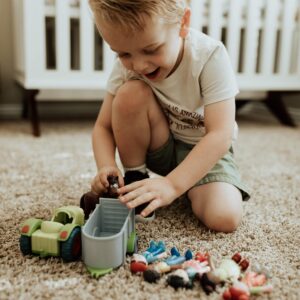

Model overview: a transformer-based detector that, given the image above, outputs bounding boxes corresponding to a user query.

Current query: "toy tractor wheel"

[61,227,81,262]
[20,235,32,255]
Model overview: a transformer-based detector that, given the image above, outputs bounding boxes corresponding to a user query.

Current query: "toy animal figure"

[201,254,246,295]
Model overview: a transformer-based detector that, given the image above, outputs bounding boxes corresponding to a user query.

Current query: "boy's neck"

[167,37,185,78]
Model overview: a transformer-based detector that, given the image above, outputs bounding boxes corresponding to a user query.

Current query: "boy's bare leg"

[111,80,169,168]
[188,182,243,233]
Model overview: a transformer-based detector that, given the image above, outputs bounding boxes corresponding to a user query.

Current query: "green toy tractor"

[20,206,84,261]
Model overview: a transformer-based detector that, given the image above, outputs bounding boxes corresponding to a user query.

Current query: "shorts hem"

[194,174,250,201]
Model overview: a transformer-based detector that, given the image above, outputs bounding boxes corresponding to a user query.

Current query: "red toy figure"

[222,280,273,300]
[223,281,250,300]
[232,253,250,271]
[195,251,210,263]
[130,254,148,273]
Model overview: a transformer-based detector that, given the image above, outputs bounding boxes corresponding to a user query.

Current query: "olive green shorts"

[146,135,250,201]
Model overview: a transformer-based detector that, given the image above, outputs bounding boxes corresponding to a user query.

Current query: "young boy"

[88,0,250,232]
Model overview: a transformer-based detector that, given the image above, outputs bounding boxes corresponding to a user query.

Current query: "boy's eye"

[118,53,130,58]
[143,49,157,55]
[143,47,160,55]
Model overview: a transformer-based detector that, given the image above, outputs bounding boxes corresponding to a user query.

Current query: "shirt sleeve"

[106,59,126,95]
[199,43,239,105]
[106,59,140,95]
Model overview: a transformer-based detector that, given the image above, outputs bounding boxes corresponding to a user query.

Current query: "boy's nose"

[132,60,149,74]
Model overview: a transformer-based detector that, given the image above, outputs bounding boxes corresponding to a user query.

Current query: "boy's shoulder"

[187,28,224,61]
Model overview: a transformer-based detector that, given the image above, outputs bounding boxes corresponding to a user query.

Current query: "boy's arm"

[92,92,117,169]
[166,97,236,197]
[91,92,124,194]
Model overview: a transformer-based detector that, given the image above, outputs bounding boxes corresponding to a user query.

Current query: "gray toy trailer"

[81,197,137,277]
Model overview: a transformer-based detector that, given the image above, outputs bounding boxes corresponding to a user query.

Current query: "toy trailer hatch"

[82,198,135,275]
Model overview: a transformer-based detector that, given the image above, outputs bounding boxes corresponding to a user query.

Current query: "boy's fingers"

[118,174,124,187]
[141,199,161,217]
[118,181,142,194]
[99,173,109,188]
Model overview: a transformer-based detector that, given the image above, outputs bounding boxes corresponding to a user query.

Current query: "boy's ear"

[179,8,191,38]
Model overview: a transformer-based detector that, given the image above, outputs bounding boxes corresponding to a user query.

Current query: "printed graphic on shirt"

[161,102,206,140]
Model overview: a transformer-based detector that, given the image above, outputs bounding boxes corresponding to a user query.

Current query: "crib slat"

[208,0,223,40]
[227,0,243,72]
[260,0,280,74]
[56,0,70,72]
[243,0,260,74]
[80,0,94,73]
[278,0,298,75]
[23,0,46,81]
[190,0,205,31]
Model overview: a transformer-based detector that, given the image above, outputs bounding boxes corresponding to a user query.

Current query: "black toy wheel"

[20,235,32,255]
[60,227,81,262]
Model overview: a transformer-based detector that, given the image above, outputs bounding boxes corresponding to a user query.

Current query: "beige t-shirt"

[107,28,239,144]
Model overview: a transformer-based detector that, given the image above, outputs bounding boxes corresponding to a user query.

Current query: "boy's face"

[96,15,185,82]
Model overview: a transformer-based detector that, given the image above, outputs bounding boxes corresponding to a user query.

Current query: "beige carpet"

[0,117,299,300]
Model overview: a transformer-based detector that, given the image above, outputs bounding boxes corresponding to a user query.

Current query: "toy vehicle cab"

[20,206,84,262]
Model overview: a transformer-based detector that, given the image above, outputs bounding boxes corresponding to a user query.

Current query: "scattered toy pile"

[130,241,273,299]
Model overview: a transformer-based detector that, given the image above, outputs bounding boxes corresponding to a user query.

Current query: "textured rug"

[0,118,299,300]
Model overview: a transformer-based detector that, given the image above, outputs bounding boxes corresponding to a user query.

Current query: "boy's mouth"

[144,67,160,80]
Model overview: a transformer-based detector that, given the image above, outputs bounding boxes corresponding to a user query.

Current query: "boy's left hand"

[118,177,178,217]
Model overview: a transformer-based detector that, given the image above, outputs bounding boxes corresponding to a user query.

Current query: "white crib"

[12,0,300,135]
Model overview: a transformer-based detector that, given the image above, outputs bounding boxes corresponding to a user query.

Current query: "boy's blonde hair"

[89,0,189,32]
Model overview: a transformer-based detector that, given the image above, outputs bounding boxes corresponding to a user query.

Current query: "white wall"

[0,0,23,118]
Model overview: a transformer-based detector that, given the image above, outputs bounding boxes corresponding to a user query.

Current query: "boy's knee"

[205,213,241,233]
[113,80,154,114]
[192,201,242,233]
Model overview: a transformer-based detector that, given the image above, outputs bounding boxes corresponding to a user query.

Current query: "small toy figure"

[231,253,250,271]
[222,279,273,300]
[80,175,120,219]
[166,259,210,289]
[143,241,167,263]
[167,269,194,289]
[143,261,172,283]
[106,175,119,197]
[164,247,193,266]
[130,254,148,273]
[195,251,210,263]
[182,259,211,279]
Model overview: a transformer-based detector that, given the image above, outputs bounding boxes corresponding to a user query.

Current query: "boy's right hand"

[91,166,124,196]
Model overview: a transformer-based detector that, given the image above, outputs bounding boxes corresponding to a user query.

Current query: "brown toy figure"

[80,175,120,219]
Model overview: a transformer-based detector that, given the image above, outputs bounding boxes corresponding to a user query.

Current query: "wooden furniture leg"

[265,92,297,127]
[236,100,250,112]
[23,89,41,136]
